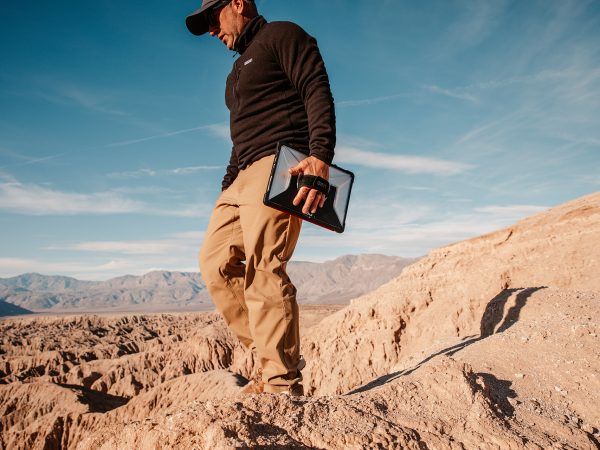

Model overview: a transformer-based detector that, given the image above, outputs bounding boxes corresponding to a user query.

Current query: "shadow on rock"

[55,383,129,412]
[348,286,546,395]
[480,287,546,337]
[474,372,517,417]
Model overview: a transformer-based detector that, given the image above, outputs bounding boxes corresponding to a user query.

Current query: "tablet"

[263,143,354,233]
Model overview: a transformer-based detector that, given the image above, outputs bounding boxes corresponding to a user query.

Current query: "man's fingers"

[303,189,319,214]
[319,194,326,208]
[294,187,326,214]
[293,186,309,206]
[311,192,325,213]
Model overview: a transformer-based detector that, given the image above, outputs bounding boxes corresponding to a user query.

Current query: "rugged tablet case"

[263,143,354,233]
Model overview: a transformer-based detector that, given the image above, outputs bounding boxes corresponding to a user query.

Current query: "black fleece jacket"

[221,16,336,191]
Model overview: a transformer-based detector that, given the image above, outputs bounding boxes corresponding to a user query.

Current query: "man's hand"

[289,155,329,215]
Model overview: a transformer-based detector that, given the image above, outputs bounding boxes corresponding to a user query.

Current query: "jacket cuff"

[309,150,334,166]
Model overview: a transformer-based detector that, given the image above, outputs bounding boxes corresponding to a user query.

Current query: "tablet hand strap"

[297,174,330,195]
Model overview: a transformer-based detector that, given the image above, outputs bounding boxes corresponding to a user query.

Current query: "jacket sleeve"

[270,22,336,165]
[221,148,239,191]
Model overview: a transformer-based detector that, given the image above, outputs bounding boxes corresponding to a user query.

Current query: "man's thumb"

[288,162,304,174]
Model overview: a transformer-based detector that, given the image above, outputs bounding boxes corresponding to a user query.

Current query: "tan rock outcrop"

[301,192,600,396]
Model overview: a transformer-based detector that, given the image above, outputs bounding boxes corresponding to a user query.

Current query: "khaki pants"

[199,155,303,392]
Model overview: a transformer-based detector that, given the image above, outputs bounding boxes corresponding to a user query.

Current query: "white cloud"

[0,256,199,281]
[425,85,478,103]
[434,0,509,56]
[107,165,222,179]
[156,204,213,218]
[62,241,181,255]
[170,231,204,240]
[108,168,157,178]
[0,148,66,169]
[28,78,129,117]
[205,123,231,141]
[460,69,576,91]
[474,205,548,216]
[336,145,474,175]
[59,85,129,116]
[44,231,205,256]
[0,179,145,215]
[295,200,548,260]
[1,230,207,280]
[337,93,413,108]
[0,177,212,217]
[405,186,436,192]
[106,124,222,148]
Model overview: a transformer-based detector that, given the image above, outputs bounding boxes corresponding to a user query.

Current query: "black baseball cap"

[186,0,228,36]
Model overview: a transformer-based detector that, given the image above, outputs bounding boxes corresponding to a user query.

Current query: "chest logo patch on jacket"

[244,58,253,66]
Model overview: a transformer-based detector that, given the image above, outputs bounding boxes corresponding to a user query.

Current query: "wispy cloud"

[591,177,600,186]
[0,179,145,215]
[45,232,205,256]
[107,124,218,147]
[337,93,414,108]
[405,186,436,192]
[27,78,129,117]
[0,256,200,281]
[14,230,208,279]
[433,0,509,56]
[107,165,222,179]
[474,205,548,216]
[105,122,231,148]
[336,145,474,175]
[0,176,212,217]
[0,148,66,170]
[425,85,478,103]
[58,85,129,116]
[295,200,548,260]
[205,123,231,141]
[461,69,577,91]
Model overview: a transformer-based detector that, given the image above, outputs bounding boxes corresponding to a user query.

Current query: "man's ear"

[231,0,245,14]
[237,0,257,17]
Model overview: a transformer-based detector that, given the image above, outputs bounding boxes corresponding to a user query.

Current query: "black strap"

[297,174,330,195]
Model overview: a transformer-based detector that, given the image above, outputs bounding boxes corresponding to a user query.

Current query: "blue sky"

[1,0,599,280]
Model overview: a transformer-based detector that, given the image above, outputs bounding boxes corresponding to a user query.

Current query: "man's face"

[208,1,242,50]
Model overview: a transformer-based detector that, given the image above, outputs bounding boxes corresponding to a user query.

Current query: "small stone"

[515,373,525,379]
[554,385,568,396]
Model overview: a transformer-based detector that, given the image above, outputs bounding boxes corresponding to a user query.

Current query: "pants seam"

[279,214,293,373]
[223,206,247,314]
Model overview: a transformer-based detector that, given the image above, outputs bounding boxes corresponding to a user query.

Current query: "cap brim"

[186,0,224,36]
[186,8,210,36]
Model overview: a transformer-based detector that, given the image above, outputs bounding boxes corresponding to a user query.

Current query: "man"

[186,0,335,396]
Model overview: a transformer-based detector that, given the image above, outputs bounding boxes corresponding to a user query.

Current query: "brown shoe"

[282,383,304,397]
[240,367,264,395]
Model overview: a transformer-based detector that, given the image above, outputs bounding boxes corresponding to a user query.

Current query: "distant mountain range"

[0,254,417,315]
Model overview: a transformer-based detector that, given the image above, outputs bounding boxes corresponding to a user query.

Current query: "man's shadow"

[347,286,546,395]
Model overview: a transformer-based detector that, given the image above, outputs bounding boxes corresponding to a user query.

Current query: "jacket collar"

[235,15,267,54]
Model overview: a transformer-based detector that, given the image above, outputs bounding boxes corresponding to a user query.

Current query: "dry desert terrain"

[1,192,599,449]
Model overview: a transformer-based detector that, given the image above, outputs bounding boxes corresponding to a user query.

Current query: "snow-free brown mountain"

[1,192,599,449]
[0,254,415,314]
